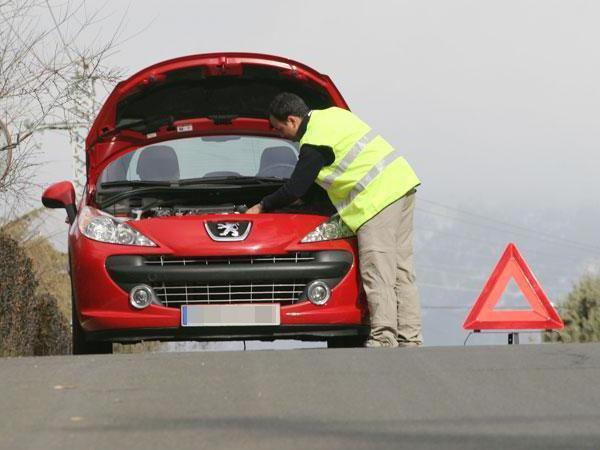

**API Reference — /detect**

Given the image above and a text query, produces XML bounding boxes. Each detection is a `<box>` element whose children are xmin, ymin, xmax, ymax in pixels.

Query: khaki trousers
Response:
<box><xmin>357</xmin><ymin>191</ymin><xmax>422</xmax><ymax>346</ymax></box>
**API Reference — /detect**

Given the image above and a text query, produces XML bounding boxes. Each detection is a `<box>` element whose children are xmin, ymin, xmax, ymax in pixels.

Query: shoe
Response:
<box><xmin>364</xmin><ymin>338</ymin><xmax>398</xmax><ymax>348</ymax></box>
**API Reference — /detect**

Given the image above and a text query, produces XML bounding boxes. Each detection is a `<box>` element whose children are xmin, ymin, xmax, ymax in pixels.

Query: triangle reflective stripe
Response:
<box><xmin>463</xmin><ymin>243</ymin><xmax>564</xmax><ymax>330</ymax></box>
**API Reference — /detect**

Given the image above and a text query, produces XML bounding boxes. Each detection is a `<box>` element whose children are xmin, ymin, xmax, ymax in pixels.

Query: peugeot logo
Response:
<box><xmin>217</xmin><ymin>223</ymin><xmax>240</xmax><ymax>237</ymax></box>
<box><xmin>205</xmin><ymin>221</ymin><xmax>252</xmax><ymax>241</ymax></box>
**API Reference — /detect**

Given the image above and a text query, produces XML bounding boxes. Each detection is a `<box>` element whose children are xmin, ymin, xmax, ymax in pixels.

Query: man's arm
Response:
<box><xmin>248</xmin><ymin>145</ymin><xmax>334</xmax><ymax>213</ymax></box>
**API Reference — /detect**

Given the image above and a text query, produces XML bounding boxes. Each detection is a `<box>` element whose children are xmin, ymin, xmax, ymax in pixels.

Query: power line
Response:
<box><xmin>417</xmin><ymin>225</ymin><xmax>592</xmax><ymax>264</ymax></box>
<box><xmin>419</xmin><ymin>197</ymin><xmax>600</xmax><ymax>254</ymax></box>
<box><xmin>418</xmin><ymin>282</ymin><xmax>482</xmax><ymax>294</ymax></box>
<box><xmin>418</xmin><ymin>263</ymin><xmax>488</xmax><ymax>279</ymax></box>
<box><xmin>395</xmin><ymin>197</ymin><xmax>584</xmax><ymax>310</ymax></box>
<box><xmin>415</xmin><ymin>239</ymin><xmax>581</xmax><ymax>275</ymax></box>
<box><xmin>421</xmin><ymin>305</ymin><xmax>470</xmax><ymax>310</ymax></box>
<box><xmin>416</xmin><ymin>206</ymin><xmax>600</xmax><ymax>257</ymax></box>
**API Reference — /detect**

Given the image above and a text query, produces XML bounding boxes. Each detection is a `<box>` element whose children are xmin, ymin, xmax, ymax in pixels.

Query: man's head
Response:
<box><xmin>268</xmin><ymin>92</ymin><xmax>310</xmax><ymax>140</ymax></box>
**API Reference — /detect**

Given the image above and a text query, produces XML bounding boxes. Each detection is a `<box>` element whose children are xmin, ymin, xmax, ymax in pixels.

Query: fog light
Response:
<box><xmin>306</xmin><ymin>281</ymin><xmax>331</xmax><ymax>305</ymax></box>
<box><xmin>130</xmin><ymin>284</ymin><xmax>155</xmax><ymax>309</ymax></box>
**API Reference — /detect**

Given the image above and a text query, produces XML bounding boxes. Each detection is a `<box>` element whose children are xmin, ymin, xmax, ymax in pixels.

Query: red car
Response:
<box><xmin>42</xmin><ymin>53</ymin><xmax>368</xmax><ymax>354</ymax></box>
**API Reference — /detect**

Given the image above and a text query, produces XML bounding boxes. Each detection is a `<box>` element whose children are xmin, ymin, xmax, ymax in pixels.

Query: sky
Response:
<box><xmin>25</xmin><ymin>0</ymin><xmax>600</xmax><ymax>346</ymax></box>
<box><xmin>37</xmin><ymin>0</ymin><xmax>600</xmax><ymax>209</ymax></box>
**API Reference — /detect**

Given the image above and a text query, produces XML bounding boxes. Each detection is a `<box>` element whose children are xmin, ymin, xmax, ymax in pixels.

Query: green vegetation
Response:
<box><xmin>545</xmin><ymin>274</ymin><xmax>600</xmax><ymax>343</ymax></box>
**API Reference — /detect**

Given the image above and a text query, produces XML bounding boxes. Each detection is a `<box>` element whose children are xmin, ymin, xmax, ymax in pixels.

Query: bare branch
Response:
<box><xmin>0</xmin><ymin>0</ymin><xmax>126</xmax><ymax>219</ymax></box>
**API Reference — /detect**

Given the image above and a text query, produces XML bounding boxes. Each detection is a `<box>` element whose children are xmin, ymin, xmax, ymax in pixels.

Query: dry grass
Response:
<box><xmin>114</xmin><ymin>341</ymin><xmax>163</xmax><ymax>353</ymax></box>
<box><xmin>0</xmin><ymin>231</ymin><xmax>70</xmax><ymax>356</ymax></box>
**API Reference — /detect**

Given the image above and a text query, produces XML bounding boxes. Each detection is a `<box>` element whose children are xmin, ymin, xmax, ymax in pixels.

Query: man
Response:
<box><xmin>247</xmin><ymin>93</ymin><xmax>422</xmax><ymax>348</ymax></box>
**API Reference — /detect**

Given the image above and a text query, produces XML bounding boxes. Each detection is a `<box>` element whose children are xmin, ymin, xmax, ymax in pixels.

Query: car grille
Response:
<box><xmin>106</xmin><ymin>250</ymin><xmax>352</xmax><ymax>309</ymax></box>
<box><xmin>144</xmin><ymin>252</ymin><xmax>315</xmax><ymax>266</ymax></box>
<box><xmin>152</xmin><ymin>281</ymin><xmax>307</xmax><ymax>308</ymax></box>
<box><xmin>144</xmin><ymin>252</ymin><xmax>313</xmax><ymax>307</ymax></box>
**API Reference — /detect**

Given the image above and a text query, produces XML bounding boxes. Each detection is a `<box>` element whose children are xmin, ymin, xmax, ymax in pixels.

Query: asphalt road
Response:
<box><xmin>1</xmin><ymin>343</ymin><xmax>600</xmax><ymax>450</ymax></box>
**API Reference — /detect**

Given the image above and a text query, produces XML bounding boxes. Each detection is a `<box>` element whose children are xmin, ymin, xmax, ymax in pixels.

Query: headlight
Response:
<box><xmin>301</xmin><ymin>215</ymin><xmax>355</xmax><ymax>243</ymax></box>
<box><xmin>78</xmin><ymin>206</ymin><xmax>157</xmax><ymax>246</ymax></box>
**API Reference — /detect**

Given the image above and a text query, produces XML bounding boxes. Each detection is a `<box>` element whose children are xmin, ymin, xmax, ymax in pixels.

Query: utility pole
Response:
<box><xmin>40</xmin><ymin>59</ymin><xmax>103</xmax><ymax>198</ymax></box>
<box><xmin>65</xmin><ymin>59</ymin><xmax>102</xmax><ymax>197</ymax></box>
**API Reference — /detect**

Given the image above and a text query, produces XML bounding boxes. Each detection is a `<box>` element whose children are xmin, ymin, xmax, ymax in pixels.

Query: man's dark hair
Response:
<box><xmin>268</xmin><ymin>92</ymin><xmax>310</xmax><ymax>121</ymax></box>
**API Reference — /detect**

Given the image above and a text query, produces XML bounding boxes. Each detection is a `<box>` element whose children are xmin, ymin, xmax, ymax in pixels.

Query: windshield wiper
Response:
<box><xmin>100</xmin><ymin>180</ymin><xmax>174</xmax><ymax>189</ymax></box>
<box><xmin>97</xmin><ymin>186</ymin><xmax>185</xmax><ymax>209</ymax></box>
<box><xmin>178</xmin><ymin>176</ymin><xmax>286</xmax><ymax>186</ymax></box>
<box><xmin>100</xmin><ymin>177</ymin><xmax>283</xmax><ymax>189</ymax></box>
<box><xmin>97</xmin><ymin>115</ymin><xmax>175</xmax><ymax>140</ymax></box>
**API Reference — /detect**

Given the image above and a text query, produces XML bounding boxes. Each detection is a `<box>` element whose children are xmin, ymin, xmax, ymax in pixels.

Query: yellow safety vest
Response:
<box><xmin>300</xmin><ymin>107</ymin><xmax>420</xmax><ymax>232</ymax></box>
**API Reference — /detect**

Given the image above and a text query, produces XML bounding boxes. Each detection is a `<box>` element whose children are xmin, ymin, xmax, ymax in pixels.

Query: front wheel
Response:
<box><xmin>71</xmin><ymin>296</ymin><xmax>112</xmax><ymax>355</ymax></box>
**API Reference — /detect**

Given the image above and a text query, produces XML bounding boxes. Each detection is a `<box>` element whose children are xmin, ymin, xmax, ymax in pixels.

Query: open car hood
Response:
<box><xmin>86</xmin><ymin>53</ymin><xmax>349</xmax><ymax>170</ymax></box>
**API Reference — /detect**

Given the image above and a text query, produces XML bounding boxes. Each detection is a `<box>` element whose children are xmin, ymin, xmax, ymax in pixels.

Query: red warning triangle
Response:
<box><xmin>463</xmin><ymin>243</ymin><xmax>564</xmax><ymax>330</ymax></box>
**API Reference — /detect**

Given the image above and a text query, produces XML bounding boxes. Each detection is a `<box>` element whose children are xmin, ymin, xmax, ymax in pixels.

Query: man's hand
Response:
<box><xmin>246</xmin><ymin>203</ymin><xmax>263</xmax><ymax>214</ymax></box>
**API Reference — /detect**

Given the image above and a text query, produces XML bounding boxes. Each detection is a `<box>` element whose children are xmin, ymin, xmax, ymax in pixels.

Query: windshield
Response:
<box><xmin>98</xmin><ymin>135</ymin><xmax>299</xmax><ymax>186</ymax></box>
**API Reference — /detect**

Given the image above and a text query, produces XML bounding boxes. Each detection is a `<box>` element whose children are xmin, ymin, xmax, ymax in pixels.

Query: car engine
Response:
<box><xmin>133</xmin><ymin>204</ymin><xmax>248</xmax><ymax>219</ymax></box>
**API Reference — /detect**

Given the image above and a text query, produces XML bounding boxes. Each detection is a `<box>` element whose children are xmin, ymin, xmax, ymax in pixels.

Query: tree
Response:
<box><xmin>0</xmin><ymin>0</ymin><xmax>123</xmax><ymax>217</ymax></box>
<box><xmin>545</xmin><ymin>274</ymin><xmax>600</xmax><ymax>343</ymax></box>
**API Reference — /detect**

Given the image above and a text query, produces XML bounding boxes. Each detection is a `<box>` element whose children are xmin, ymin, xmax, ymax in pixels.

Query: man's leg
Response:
<box><xmin>394</xmin><ymin>192</ymin><xmax>423</xmax><ymax>346</ymax></box>
<box><xmin>357</xmin><ymin>202</ymin><xmax>401</xmax><ymax>347</ymax></box>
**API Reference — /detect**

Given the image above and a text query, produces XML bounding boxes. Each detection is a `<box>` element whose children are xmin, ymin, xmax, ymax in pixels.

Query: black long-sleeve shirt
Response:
<box><xmin>260</xmin><ymin>115</ymin><xmax>335</xmax><ymax>211</ymax></box>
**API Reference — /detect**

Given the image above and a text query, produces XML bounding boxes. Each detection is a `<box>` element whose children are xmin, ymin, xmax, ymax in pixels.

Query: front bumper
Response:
<box><xmin>105</xmin><ymin>250</ymin><xmax>352</xmax><ymax>304</ymax></box>
<box><xmin>71</xmin><ymin>229</ymin><xmax>366</xmax><ymax>338</ymax></box>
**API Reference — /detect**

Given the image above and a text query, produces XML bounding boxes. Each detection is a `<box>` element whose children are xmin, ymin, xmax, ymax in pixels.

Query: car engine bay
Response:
<box><xmin>134</xmin><ymin>204</ymin><xmax>247</xmax><ymax>219</ymax></box>
<box><xmin>95</xmin><ymin>183</ymin><xmax>336</xmax><ymax>220</ymax></box>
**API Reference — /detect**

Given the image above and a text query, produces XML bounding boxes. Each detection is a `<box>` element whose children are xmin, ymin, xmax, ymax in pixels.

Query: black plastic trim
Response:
<box><xmin>106</xmin><ymin>250</ymin><xmax>353</xmax><ymax>288</ymax></box>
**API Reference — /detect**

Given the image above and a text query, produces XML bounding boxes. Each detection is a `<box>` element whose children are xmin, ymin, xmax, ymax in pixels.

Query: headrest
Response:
<box><xmin>257</xmin><ymin>146</ymin><xmax>298</xmax><ymax>178</ymax></box>
<box><xmin>136</xmin><ymin>145</ymin><xmax>180</xmax><ymax>181</ymax></box>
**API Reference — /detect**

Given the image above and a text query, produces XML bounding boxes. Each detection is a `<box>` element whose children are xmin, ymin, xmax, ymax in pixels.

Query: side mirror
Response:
<box><xmin>42</xmin><ymin>181</ymin><xmax>77</xmax><ymax>224</ymax></box>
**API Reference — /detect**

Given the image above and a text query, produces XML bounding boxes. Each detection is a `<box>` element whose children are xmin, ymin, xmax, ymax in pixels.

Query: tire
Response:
<box><xmin>71</xmin><ymin>291</ymin><xmax>113</xmax><ymax>355</ymax></box>
<box><xmin>327</xmin><ymin>335</ymin><xmax>367</xmax><ymax>348</ymax></box>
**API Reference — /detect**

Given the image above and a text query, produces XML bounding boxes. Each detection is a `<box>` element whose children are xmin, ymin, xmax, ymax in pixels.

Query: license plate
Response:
<box><xmin>181</xmin><ymin>304</ymin><xmax>281</xmax><ymax>327</ymax></box>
